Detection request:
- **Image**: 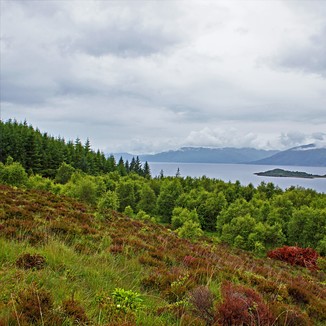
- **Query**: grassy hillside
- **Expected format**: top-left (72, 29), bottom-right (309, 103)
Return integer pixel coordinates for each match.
top-left (0, 184), bottom-right (325, 325)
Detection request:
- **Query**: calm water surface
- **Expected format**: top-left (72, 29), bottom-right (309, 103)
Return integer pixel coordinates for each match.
top-left (148, 162), bottom-right (326, 193)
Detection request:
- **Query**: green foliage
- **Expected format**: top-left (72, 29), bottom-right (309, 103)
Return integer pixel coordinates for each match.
top-left (198, 191), bottom-right (227, 231)
top-left (136, 210), bottom-right (155, 222)
top-left (143, 161), bottom-right (151, 179)
top-left (1, 120), bottom-right (326, 258)
top-left (0, 119), bottom-right (150, 178)
top-left (124, 205), bottom-right (134, 217)
top-left (221, 214), bottom-right (256, 250)
top-left (2, 147), bottom-right (325, 258)
top-left (116, 180), bottom-right (136, 211)
top-left (62, 172), bottom-right (105, 205)
top-left (97, 190), bottom-right (119, 214)
top-left (137, 184), bottom-right (157, 214)
top-left (55, 162), bottom-right (75, 184)
top-left (27, 174), bottom-right (62, 194)
top-left (288, 206), bottom-right (326, 250)
top-left (316, 236), bottom-right (326, 256)
top-left (171, 207), bottom-right (200, 230)
top-left (157, 179), bottom-right (183, 223)
top-left (217, 198), bottom-right (256, 234)
top-left (111, 288), bottom-right (143, 313)
top-left (177, 220), bottom-right (203, 240)
top-left (0, 158), bottom-right (28, 186)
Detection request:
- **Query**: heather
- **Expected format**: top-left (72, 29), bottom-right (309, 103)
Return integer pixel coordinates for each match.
top-left (0, 184), bottom-right (325, 325)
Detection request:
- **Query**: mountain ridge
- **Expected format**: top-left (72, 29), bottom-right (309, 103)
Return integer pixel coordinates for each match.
top-left (251, 144), bottom-right (326, 167)
top-left (111, 147), bottom-right (279, 164)
top-left (111, 144), bottom-right (326, 167)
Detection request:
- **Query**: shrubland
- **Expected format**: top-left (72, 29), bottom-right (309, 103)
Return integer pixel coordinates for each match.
top-left (0, 184), bottom-right (325, 325)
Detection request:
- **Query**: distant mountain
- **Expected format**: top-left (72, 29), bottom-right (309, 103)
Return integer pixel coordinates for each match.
top-left (137, 147), bottom-right (279, 164)
top-left (252, 144), bottom-right (326, 167)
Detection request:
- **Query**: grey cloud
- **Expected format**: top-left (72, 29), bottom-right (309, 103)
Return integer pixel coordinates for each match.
top-left (280, 132), bottom-right (307, 147)
top-left (276, 32), bottom-right (326, 77)
top-left (1, 81), bottom-right (52, 105)
top-left (35, 0), bottom-right (185, 58)
top-left (5, 0), bottom-right (63, 17)
top-left (273, 1), bottom-right (326, 77)
top-left (312, 132), bottom-right (326, 141)
top-left (279, 132), bottom-right (326, 149)
top-left (74, 23), bottom-right (182, 57)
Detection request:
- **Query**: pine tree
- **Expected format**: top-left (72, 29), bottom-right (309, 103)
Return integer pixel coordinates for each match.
top-left (143, 161), bottom-right (151, 179)
top-left (129, 157), bottom-right (136, 173)
top-left (117, 157), bottom-right (127, 176)
top-left (125, 160), bottom-right (130, 174)
top-left (135, 156), bottom-right (142, 175)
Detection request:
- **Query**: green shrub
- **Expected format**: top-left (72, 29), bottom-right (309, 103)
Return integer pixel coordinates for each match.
top-left (136, 210), bottom-right (155, 222)
top-left (124, 205), bottom-right (134, 217)
top-left (171, 207), bottom-right (200, 230)
top-left (97, 190), bottom-right (119, 213)
top-left (55, 162), bottom-right (75, 184)
top-left (111, 288), bottom-right (143, 313)
top-left (0, 159), bottom-right (28, 186)
top-left (177, 221), bottom-right (203, 240)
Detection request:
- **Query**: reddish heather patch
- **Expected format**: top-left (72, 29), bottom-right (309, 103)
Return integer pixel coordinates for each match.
top-left (268, 246), bottom-right (319, 271)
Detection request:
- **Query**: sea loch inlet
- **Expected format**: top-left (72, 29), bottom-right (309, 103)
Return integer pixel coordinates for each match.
top-left (149, 162), bottom-right (326, 193)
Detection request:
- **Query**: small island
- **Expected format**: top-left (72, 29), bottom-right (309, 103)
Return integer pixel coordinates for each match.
top-left (254, 168), bottom-right (326, 179)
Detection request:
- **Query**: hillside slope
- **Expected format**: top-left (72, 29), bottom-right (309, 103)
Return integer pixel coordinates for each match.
top-left (137, 147), bottom-right (279, 163)
top-left (252, 144), bottom-right (326, 167)
top-left (0, 185), bottom-right (325, 325)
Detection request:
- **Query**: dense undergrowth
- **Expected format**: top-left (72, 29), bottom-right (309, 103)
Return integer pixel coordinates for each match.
top-left (1, 184), bottom-right (326, 325)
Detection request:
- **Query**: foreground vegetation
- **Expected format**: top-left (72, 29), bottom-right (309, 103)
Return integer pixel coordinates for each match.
top-left (1, 184), bottom-right (325, 325)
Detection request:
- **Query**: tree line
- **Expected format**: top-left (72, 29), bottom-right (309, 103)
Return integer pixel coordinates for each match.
top-left (0, 119), bottom-right (150, 178)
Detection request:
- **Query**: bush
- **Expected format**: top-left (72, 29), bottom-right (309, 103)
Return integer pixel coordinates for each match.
top-left (171, 207), bottom-right (200, 230)
top-left (271, 303), bottom-right (312, 326)
top-left (55, 162), bottom-right (75, 184)
top-left (124, 205), bottom-right (134, 217)
top-left (111, 288), bottom-right (143, 313)
top-left (267, 246), bottom-right (319, 270)
top-left (215, 281), bottom-right (274, 325)
top-left (62, 172), bottom-right (105, 205)
top-left (97, 190), bottom-right (119, 213)
top-left (317, 236), bottom-right (326, 256)
top-left (15, 286), bottom-right (53, 324)
top-left (177, 221), bottom-right (203, 240)
top-left (27, 174), bottom-right (61, 193)
top-left (317, 256), bottom-right (326, 272)
top-left (136, 210), bottom-right (155, 222)
top-left (0, 159), bottom-right (28, 186)
top-left (189, 286), bottom-right (215, 325)
top-left (287, 283), bottom-right (310, 305)
top-left (16, 253), bottom-right (46, 270)
top-left (62, 299), bottom-right (88, 324)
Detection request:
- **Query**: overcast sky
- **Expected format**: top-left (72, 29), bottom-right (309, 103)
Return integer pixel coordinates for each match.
top-left (1, 0), bottom-right (326, 154)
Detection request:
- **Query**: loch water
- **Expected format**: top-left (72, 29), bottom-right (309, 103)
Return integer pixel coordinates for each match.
top-left (148, 162), bottom-right (326, 193)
